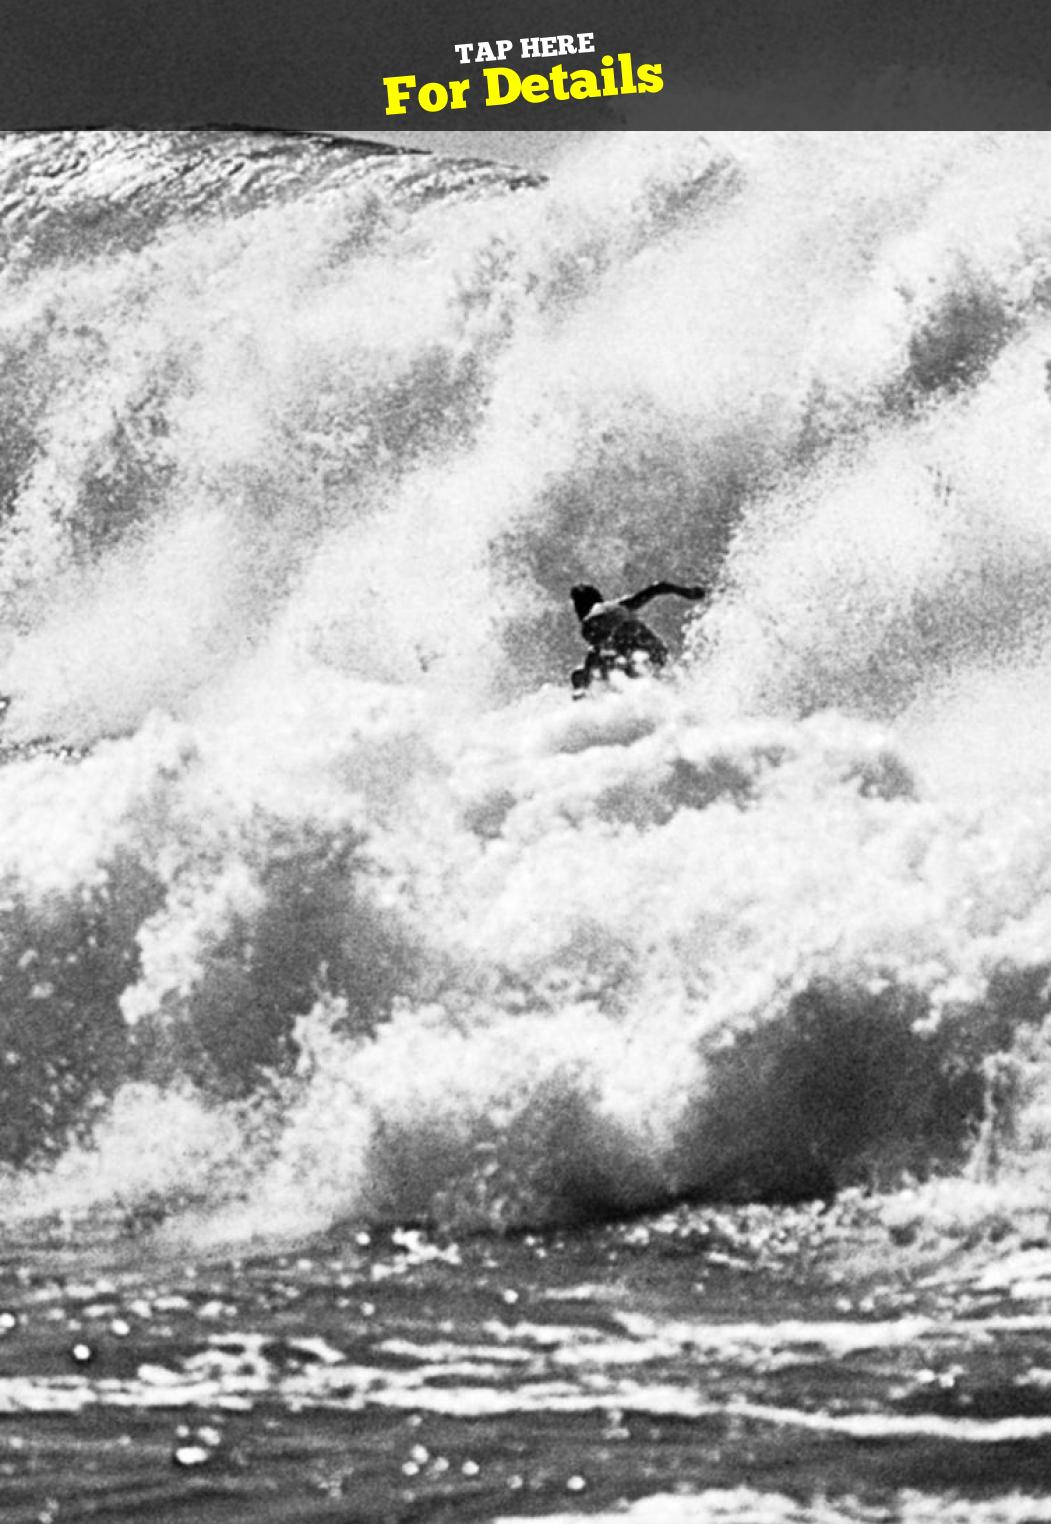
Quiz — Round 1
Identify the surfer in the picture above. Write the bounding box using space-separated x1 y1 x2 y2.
570 580 707 695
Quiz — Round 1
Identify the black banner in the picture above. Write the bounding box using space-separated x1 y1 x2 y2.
3 0 1051 130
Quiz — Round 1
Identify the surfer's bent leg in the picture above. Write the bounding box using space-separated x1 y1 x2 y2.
571 648 608 696
623 625 669 673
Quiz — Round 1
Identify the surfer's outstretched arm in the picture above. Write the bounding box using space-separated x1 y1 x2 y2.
618 581 706 611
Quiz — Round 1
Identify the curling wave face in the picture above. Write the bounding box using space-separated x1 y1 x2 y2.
3 130 1051 1241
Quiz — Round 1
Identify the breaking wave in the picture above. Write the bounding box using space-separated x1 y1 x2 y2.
4 129 1051 1241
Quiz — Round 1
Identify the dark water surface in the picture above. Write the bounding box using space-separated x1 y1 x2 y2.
3 1208 1051 1522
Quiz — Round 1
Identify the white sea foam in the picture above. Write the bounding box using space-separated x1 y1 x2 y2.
498 1487 1051 1524
3 132 1051 1240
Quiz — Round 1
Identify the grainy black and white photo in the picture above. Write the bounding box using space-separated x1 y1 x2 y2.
2 128 1051 1523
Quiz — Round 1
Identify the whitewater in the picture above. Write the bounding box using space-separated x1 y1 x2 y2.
3 130 1051 1522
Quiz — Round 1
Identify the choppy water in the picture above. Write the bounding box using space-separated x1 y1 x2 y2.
3 129 1051 1519
4 1207 1051 1520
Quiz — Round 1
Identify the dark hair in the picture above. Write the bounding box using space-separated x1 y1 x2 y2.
571 584 602 620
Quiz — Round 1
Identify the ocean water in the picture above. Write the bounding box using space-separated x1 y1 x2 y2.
2 129 1051 1520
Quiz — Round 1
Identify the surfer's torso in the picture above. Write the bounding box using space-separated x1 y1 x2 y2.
581 601 668 665
581 600 636 647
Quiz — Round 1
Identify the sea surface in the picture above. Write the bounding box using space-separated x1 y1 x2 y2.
2 129 1051 1520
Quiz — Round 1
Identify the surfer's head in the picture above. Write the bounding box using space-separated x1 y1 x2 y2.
571 584 603 621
